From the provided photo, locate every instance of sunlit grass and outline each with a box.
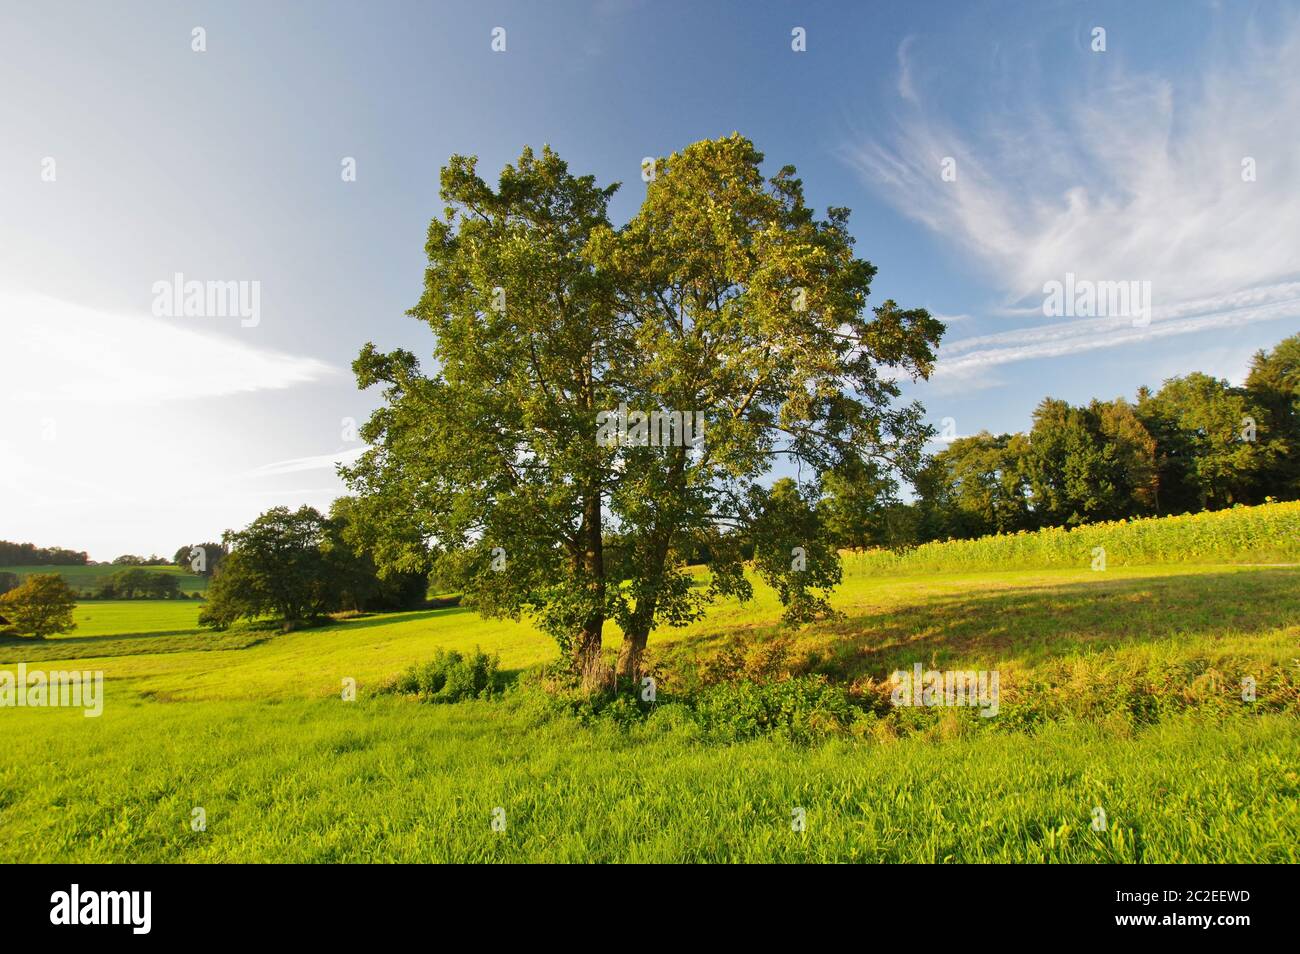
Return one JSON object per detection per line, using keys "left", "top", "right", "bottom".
{"left": 1, "top": 554, "right": 1297, "bottom": 862}
{"left": 1, "top": 698, "right": 1294, "bottom": 862}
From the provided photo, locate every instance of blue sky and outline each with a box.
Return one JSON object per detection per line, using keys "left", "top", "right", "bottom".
{"left": 2, "top": 0, "right": 1298, "bottom": 559}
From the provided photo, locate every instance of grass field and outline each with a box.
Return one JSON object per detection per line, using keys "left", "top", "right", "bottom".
{"left": 0, "top": 563, "right": 210, "bottom": 595}
{"left": 2, "top": 547, "right": 1297, "bottom": 862}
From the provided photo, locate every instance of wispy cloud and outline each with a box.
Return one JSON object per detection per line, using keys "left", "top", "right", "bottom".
{"left": 241, "top": 447, "right": 366, "bottom": 479}
{"left": 0, "top": 292, "right": 340, "bottom": 405}
{"left": 932, "top": 288, "right": 1300, "bottom": 392}
{"left": 847, "top": 16, "right": 1300, "bottom": 388}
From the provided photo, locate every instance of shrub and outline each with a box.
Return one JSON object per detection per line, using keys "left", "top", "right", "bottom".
{"left": 391, "top": 648, "right": 500, "bottom": 703}
{"left": 690, "top": 675, "right": 865, "bottom": 744}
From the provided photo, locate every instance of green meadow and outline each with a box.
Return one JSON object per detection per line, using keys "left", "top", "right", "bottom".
{"left": 2, "top": 535, "right": 1297, "bottom": 861}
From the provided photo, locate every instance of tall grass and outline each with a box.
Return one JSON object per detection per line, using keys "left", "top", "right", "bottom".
{"left": 2, "top": 698, "right": 1296, "bottom": 862}
{"left": 845, "top": 500, "right": 1300, "bottom": 576}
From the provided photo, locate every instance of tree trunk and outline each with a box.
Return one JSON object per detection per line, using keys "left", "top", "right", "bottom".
{"left": 574, "top": 489, "right": 609, "bottom": 693}
{"left": 576, "top": 618, "right": 611, "bottom": 692}
{"left": 615, "top": 627, "right": 649, "bottom": 682}
{"left": 616, "top": 522, "right": 672, "bottom": 684}
{"left": 616, "top": 587, "right": 658, "bottom": 683}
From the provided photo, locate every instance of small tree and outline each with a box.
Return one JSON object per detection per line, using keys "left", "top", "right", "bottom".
{"left": 0, "top": 573, "right": 78, "bottom": 638}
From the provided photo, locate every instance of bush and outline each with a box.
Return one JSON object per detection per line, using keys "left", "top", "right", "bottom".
{"left": 391, "top": 648, "right": 500, "bottom": 703}
{"left": 690, "top": 675, "right": 865, "bottom": 744}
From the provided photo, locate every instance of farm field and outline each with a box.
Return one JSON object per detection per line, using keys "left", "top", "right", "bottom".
{"left": 0, "top": 563, "right": 210, "bottom": 595}
{"left": 2, "top": 559, "right": 1297, "bottom": 863}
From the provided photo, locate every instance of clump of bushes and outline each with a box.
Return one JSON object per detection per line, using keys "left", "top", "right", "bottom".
{"left": 507, "top": 658, "right": 868, "bottom": 744}
{"left": 389, "top": 648, "right": 501, "bottom": 703}
{"left": 688, "top": 675, "right": 866, "bottom": 744}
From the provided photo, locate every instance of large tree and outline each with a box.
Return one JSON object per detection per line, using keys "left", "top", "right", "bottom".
{"left": 1023, "top": 398, "right": 1158, "bottom": 525}
{"left": 173, "top": 542, "right": 227, "bottom": 576}
{"left": 199, "top": 506, "right": 361, "bottom": 629}
{"left": 344, "top": 135, "right": 942, "bottom": 689}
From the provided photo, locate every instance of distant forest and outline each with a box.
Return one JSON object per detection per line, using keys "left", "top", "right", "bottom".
{"left": 0, "top": 541, "right": 89, "bottom": 565}
{"left": 824, "top": 333, "right": 1300, "bottom": 548}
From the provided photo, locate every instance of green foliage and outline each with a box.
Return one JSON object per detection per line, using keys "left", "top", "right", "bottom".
{"left": 886, "top": 333, "right": 1300, "bottom": 547}
{"left": 687, "top": 676, "right": 863, "bottom": 744}
{"left": 0, "top": 573, "right": 78, "bottom": 637}
{"left": 748, "top": 478, "right": 842, "bottom": 624}
{"left": 173, "top": 542, "right": 227, "bottom": 576}
{"left": 0, "top": 541, "right": 88, "bottom": 565}
{"left": 199, "top": 506, "right": 340, "bottom": 629}
{"left": 1245, "top": 334, "right": 1300, "bottom": 498}
{"left": 197, "top": 503, "right": 425, "bottom": 629}
{"left": 389, "top": 648, "right": 500, "bottom": 702}
{"left": 926, "top": 431, "right": 1034, "bottom": 537}
{"left": 0, "top": 564, "right": 210, "bottom": 595}
{"left": 1138, "top": 373, "right": 1264, "bottom": 510}
{"left": 818, "top": 458, "right": 913, "bottom": 550}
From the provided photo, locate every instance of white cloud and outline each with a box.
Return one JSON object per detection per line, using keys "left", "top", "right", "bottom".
{"left": 848, "top": 20, "right": 1300, "bottom": 389}
{"left": 0, "top": 291, "right": 339, "bottom": 405}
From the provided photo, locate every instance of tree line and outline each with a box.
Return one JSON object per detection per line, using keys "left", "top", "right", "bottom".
{"left": 0, "top": 541, "right": 88, "bottom": 565}
{"left": 0, "top": 541, "right": 227, "bottom": 570}
{"left": 822, "top": 334, "right": 1300, "bottom": 547}
{"left": 90, "top": 568, "right": 199, "bottom": 600}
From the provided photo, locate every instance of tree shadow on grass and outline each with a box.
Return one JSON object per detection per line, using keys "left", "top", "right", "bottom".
{"left": 663, "top": 567, "right": 1300, "bottom": 683}
{"left": 0, "top": 628, "right": 273, "bottom": 663}
{"left": 322, "top": 605, "right": 476, "bottom": 633}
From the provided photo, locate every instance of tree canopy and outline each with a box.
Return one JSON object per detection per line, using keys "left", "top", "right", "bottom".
{"left": 343, "top": 134, "right": 942, "bottom": 688}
